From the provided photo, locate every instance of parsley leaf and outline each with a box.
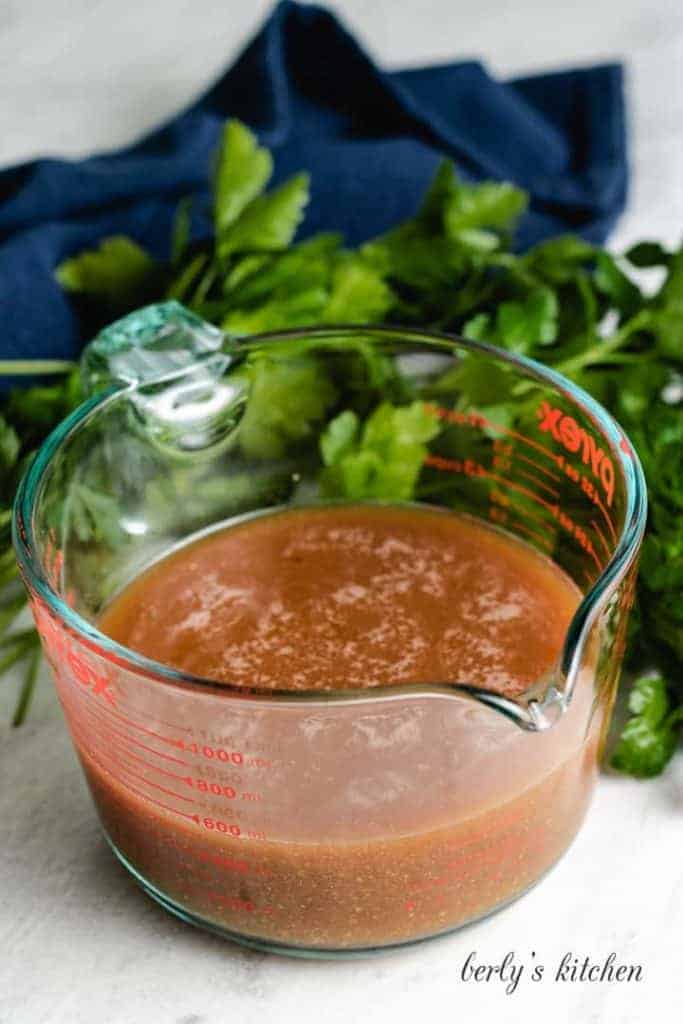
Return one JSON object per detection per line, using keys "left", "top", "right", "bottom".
{"left": 236, "top": 355, "right": 337, "bottom": 459}
{"left": 611, "top": 673, "right": 683, "bottom": 778}
{"left": 322, "top": 255, "right": 394, "bottom": 324}
{"left": 521, "top": 235, "right": 596, "bottom": 283}
{"left": 464, "top": 287, "right": 558, "bottom": 353}
{"left": 445, "top": 179, "right": 527, "bottom": 246}
{"left": 320, "top": 401, "right": 440, "bottom": 500}
{"left": 171, "top": 196, "right": 193, "bottom": 266}
{"left": 56, "top": 236, "right": 162, "bottom": 309}
{"left": 319, "top": 409, "right": 359, "bottom": 466}
{"left": 650, "top": 250, "right": 683, "bottom": 363}
{"left": 593, "top": 252, "right": 642, "bottom": 320}
{"left": 0, "top": 416, "right": 20, "bottom": 476}
{"left": 217, "top": 173, "right": 310, "bottom": 261}
{"left": 213, "top": 120, "right": 273, "bottom": 235}
{"left": 624, "top": 241, "right": 671, "bottom": 268}
{"left": 222, "top": 287, "right": 329, "bottom": 334}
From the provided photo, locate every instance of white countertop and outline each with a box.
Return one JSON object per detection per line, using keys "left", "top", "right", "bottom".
{"left": 1, "top": 2, "right": 682, "bottom": 1022}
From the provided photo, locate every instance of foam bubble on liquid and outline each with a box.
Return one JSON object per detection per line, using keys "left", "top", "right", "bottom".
{"left": 332, "top": 583, "right": 369, "bottom": 605}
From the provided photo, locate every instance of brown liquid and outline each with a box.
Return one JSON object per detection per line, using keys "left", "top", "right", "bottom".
{"left": 80, "top": 505, "right": 597, "bottom": 950}
{"left": 99, "top": 505, "right": 576, "bottom": 696}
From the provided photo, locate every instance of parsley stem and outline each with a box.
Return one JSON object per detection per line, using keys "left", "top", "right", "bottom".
{"left": 0, "top": 632, "right": 39, "bottom": 678}
{"left": 0, "top": 360, "right": 76, "bottom": 376}
{"left": 0, "top": 628, "right": 40, "bottom": 655}
{"left": 11, "top": 648, "right": 41, "bottom": 728}
{"left": 0, "top": 593, "right": 28, "bottom": 636}
{"left": 166, "top": 251, "right": 208, "bottom": 302}
{"left": 553, "top": 311, "right": 653, "bottom": 378}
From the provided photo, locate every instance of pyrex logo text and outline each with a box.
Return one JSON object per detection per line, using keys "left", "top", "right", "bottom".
{"left": 32, "top": 600, "right": 117, "bottom": 706}
{"left": 537, "top": 401, "right": 615, "bottom": 507}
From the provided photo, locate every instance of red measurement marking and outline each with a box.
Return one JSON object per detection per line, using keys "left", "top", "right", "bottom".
{"left": 434, "top": 404, "right": 581, "bottom": 476}
{"left": 511, "top": 519, "right": 553, "bottom": 551}
{"left": 196, "top": 850, "right": 250, "bottom": 873}
{"left": 591, "top": 518, "right": 612, "bottom": 559}
{"left": 108, "top": 754, "right": 198, "bottom": 806}
{"left": 516, "top": 467, "right": 560, "bottom": 498}
{"left": 63, "top": 694, "right": 189, "bottom": 767}
{"left": 117, "top": 747, "right": 191, "bottom": 786}
{"left": 514, "top": 501, "right": 553, "bottom": 529}
{"left": 498, "top": 425, "right": 559, "bottom": 464}
{"left": 119, "top": 782, "right": 200, "bottom": 824}
{"left": 68, "top": 719, "right": 200, "bottom": 824}
{"left": 425, "top": 454, "right": 557, "bottom": 516}
{"left": 582, "top": 567, "right": 597, "bottom": 589}
{"left": 154, "top": 717, "right": 193, "bottom": 734}
{"left": 68, "top": 717, "right": 195, "bottom": 804}
{"left": 486, "top": 472, "right": 556, "bottom": 512}
{"left": 115, "top": 699, "right": 193, "bottom": 734}
{"left": 514, "top": 450, "right": 561, "bottom": 482}
{"left": 536, "top": 400, "right": 616, "bottom": 508}
{"left": 205, "top": 892, "right": 268, "bottom": 915}
{"left": 246, "top": 757, "right": 272, "bottom": 769}
{"left": 585, "top": 544, "right": 603, "bottom": 574}
{"left": 95, "top": 703, "right": 186, "bottom": 750}
{"left": 184, "top": 742, "right": 244, "bottom": 764}
{"left": 429, "top": 407, "right": 617, "bottom": 575}
{"left": 426, "top": 454, "right": 564, "bottom": 537}
{"left": 76, "top": 697, "right": 188, "bottom": 756}
{"left": 548, "top": 505, "right": 604, "bottom": 574}
{"left": 72, "top": 709, "right": 190, "bottom": 785}
{"left": 201, "top": 817, "right": 242, "bottom": 836}
{"left": 426, "top": 404, "right": 560, "bottom": 465}
{"left": 104, "top": 738, "right": 191, "bottom": 787}
{"left": 594, "top": 492, "right": 617, "bottom": 544}
{"left": 427, "top": 401, "right": 617, "bottom": 516}
{"left": 187, "top": 778, "right": 240, "bottom": 799}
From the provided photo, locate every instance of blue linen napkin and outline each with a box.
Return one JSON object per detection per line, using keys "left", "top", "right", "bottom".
{"left": 0, "top": 0, "right": 627, "bottom": 363}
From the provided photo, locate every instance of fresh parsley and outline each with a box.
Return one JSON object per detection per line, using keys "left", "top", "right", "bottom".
{"left": 0, "top": 119, "right": 679, "bottom": 774}
{"left": 320, "top": 402, "right": 440, "bottom": 501}
{"left": 611, "top": 673, "right": 683, "bottom": 778}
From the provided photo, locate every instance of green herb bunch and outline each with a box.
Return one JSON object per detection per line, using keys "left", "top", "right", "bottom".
{"left": 0, "top": 121, "right": 680, "bottom": 774}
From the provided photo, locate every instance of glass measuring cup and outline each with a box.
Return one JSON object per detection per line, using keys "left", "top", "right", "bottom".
{"left": 13, "top": 303, "right": 646, "bottom": 956}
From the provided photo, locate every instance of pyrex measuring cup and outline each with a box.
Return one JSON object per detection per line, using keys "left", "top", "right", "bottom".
{"left": 13, "top": 303, "right": 646, "bottom": 956}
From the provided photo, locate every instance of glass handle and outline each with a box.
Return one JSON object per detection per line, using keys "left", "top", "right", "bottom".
{"left": 80, "top": 302, "right": 247, "bottom": 455}
{"left": 81, "top": 300, "right": 226, "bottom": 393}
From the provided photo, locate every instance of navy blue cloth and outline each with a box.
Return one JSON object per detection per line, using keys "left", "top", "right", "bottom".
{"left": 0, "top": 0, "right": 628, "bottom": 362}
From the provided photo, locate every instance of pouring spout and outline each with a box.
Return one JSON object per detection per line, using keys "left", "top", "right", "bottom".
{"left": 525, "top": 686, "right": 570, "bottom": 730}
{"left": 460, "top": 681, "right": 569, "bottom": 732}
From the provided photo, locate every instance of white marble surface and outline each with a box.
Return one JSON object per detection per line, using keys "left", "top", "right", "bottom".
{"left": 1, "top": 1, "right": 682, "bottom": 1022}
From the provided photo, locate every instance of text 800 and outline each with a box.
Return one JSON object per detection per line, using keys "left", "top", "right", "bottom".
{"left": 190, "top": 779, "right": 237, "bottom": 798}
{"left": 202, "top": 817, "right": 241, "bottom": 836}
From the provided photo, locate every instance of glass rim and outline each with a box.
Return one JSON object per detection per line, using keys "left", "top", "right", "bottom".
{"left": 12, "top": 323, "right": 648, "bottom": 710}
